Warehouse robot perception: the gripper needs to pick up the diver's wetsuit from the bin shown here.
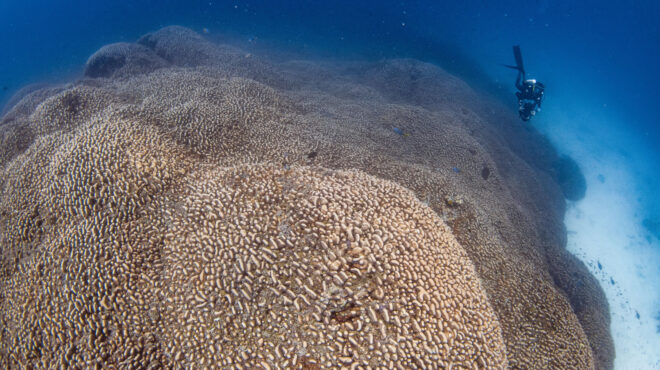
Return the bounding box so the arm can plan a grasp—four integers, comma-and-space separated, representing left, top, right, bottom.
515, 71, 544, 121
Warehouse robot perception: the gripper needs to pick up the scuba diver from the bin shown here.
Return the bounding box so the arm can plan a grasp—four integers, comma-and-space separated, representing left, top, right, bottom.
505, 45, 545, 121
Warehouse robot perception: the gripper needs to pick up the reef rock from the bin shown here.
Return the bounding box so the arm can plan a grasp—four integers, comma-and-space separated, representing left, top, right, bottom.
556, 155, 588, 201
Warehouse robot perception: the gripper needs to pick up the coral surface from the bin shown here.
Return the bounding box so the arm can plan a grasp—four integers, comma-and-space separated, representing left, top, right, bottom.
0, 26, 612, 368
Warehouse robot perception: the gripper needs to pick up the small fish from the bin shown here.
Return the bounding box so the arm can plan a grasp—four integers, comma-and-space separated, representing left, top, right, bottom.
610, 277, 615, 285
393, 127, 404, 136
597, 261, 602, 270
452, 167, 460, 173
635, 311, 640, 320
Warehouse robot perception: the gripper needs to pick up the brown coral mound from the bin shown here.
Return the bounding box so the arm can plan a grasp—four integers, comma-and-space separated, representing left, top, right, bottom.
0, 113, 506, 367
84, 42, 169, 79
1, 26, 613, 368
162, 164, 507, 368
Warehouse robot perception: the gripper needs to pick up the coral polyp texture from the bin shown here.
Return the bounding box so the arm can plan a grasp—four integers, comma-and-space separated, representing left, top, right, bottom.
0, 26, 612, 369
164, 165, 506, 368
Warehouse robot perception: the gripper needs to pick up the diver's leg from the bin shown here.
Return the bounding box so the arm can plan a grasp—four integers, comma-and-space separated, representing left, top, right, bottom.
515, 71, 523, 91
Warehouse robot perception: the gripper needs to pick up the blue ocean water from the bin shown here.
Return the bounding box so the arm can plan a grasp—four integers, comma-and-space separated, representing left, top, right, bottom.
1, 0, 658, 367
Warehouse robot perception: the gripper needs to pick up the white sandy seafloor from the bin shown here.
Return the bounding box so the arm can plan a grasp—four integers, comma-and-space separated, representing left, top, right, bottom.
537, 107, 660, 369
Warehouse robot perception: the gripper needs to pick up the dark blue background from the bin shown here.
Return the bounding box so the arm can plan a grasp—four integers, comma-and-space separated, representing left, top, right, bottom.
1, 0, 658, 218
1, 1, 658, 122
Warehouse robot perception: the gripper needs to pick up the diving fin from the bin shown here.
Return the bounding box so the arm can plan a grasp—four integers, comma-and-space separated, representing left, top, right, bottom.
512, 45, 525, 75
